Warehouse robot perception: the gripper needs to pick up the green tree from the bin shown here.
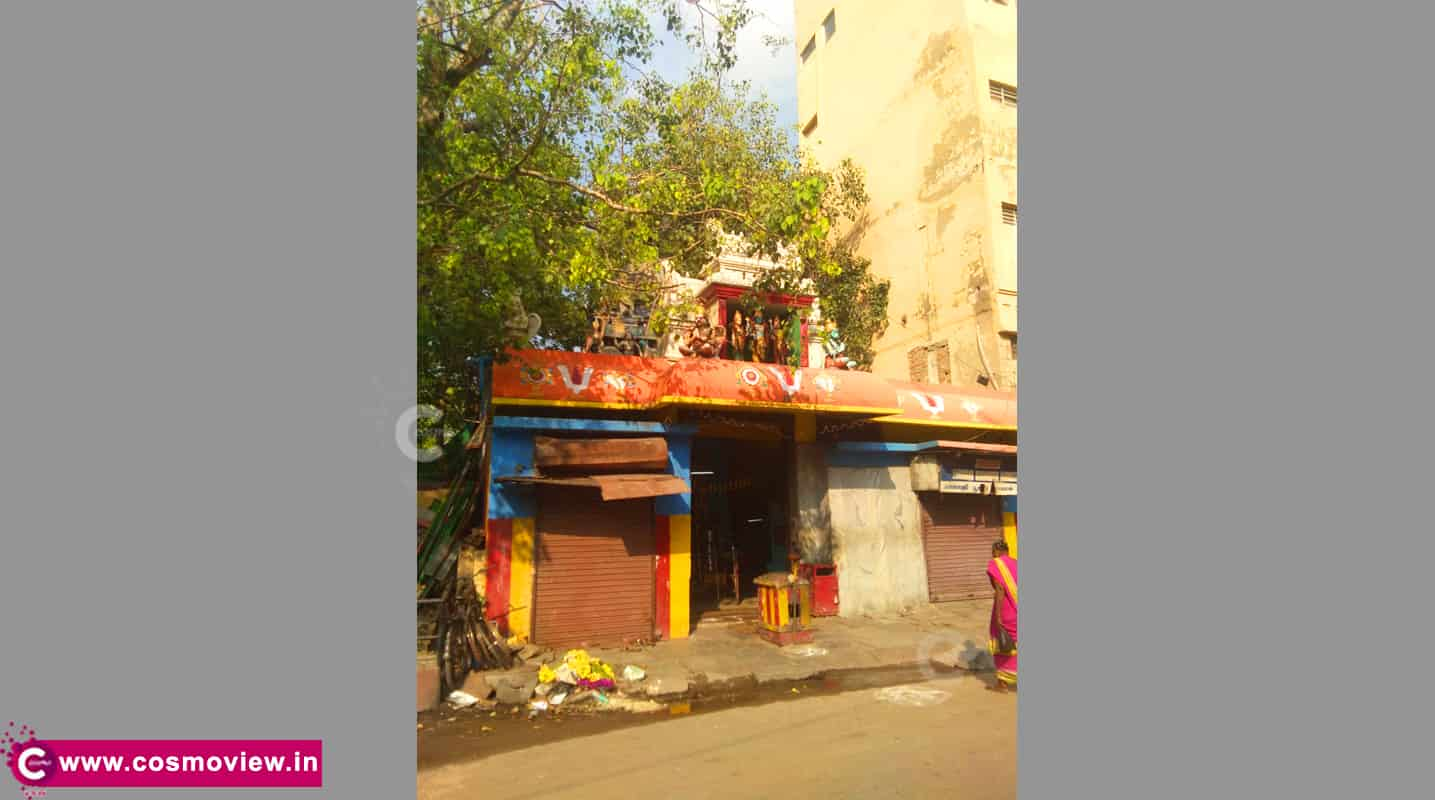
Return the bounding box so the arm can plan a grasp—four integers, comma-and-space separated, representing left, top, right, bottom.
417, 0, 889, 421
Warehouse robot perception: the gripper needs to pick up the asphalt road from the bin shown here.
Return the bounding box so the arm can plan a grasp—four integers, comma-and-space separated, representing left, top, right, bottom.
417, 674, 1016, 800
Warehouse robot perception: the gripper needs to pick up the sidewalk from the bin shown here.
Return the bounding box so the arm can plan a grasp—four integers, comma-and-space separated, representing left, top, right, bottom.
583, 600, 996, 697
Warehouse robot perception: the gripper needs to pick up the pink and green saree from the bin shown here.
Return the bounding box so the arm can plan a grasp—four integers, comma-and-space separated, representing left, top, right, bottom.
987, 555, 1018, 686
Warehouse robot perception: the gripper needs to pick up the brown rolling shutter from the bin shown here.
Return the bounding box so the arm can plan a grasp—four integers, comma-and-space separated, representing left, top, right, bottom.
532, 486, 655, 647
920, 493, 1003, 602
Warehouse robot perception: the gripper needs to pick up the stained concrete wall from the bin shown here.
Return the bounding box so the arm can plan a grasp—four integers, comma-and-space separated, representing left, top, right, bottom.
789, 442, 832, 563
826, 464, 929, 617
793, 0, 1017, 389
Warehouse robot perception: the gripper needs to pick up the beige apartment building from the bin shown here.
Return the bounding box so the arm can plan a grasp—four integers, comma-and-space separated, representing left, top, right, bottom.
794, 0, 1017, 389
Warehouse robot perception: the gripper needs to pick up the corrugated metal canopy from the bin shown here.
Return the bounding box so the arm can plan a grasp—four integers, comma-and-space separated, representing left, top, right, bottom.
495, 473, 690, 501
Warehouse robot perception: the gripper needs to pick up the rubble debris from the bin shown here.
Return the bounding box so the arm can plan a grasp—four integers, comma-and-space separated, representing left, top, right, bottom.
489, 671, 539, 705
602, 696, 664, 713
446, 691, 481, 708
460, 673, 496, 699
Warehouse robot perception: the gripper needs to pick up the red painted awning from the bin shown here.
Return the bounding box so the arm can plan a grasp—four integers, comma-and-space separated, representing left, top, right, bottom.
492, 349, 900, 416
882, 381, 1018, 431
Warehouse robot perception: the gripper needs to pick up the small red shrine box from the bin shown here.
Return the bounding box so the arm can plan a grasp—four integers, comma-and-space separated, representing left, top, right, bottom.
800, 563, 839, 616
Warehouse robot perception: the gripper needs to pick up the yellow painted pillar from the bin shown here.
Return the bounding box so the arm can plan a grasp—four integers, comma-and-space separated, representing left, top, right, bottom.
668, 514, 691, 639
1002, 514, 1018, 559
508, 518, 535, 642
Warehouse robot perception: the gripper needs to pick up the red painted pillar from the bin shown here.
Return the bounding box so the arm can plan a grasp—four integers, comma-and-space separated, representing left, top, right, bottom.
717, 299, 728, 359
484, 518, 514, 634
655, 515, 671, 639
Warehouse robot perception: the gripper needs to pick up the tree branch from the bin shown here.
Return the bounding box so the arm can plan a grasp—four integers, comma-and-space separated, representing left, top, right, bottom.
513, 168, 763, 229
506, 39, 579, 179
421, 167, 763, 236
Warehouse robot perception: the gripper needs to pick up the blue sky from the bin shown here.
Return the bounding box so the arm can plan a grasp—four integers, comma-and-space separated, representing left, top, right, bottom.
641, 1, 800, 147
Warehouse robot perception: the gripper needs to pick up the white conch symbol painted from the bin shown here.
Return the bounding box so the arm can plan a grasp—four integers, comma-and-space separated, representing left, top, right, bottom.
814, 374, 836, 394
911, 391, 944, 418
961, 400, 982, 419
557, 365, 593, 393
767, 367, 802, 396
603, 373, 628, 392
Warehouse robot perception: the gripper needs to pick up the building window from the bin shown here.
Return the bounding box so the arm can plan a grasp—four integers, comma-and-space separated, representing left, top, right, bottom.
908, 341, 951, 383
802, 114, 818, 137
1002, 333, 1017, 361
989, 80, 1017, 107
1001, 202, 1017, 225
907, 347, 926, 382
801, 35, 816, 62
932, 340, 952, 383
823, 11, 836, 40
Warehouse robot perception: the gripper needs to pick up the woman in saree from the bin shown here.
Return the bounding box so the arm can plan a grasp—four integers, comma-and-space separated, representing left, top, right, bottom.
987, 539, 1018, 691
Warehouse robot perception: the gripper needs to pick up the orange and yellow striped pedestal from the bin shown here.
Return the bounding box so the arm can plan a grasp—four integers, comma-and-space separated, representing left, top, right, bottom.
754, 574, 813, 646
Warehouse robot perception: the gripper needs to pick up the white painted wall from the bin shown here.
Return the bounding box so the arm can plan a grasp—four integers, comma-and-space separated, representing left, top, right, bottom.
826, 464, 930, 616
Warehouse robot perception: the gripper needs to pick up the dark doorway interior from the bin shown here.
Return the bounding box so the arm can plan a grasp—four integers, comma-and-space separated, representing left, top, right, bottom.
689, 436, 790, 629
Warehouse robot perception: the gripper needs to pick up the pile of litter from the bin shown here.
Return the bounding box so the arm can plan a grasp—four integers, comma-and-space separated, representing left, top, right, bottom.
440, 648, 660, 719
537, 649, 619, 691
526, 650, 650, 718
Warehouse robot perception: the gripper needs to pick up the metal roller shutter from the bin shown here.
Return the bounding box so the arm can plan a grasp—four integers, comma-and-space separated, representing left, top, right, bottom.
920, 493, 1003, 602
533, 486, 655, 647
